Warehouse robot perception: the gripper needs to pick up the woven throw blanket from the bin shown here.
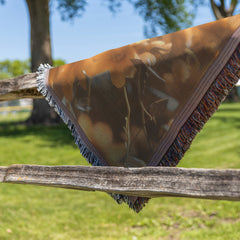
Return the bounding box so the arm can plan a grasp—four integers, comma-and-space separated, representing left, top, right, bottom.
37, 14, 240, 212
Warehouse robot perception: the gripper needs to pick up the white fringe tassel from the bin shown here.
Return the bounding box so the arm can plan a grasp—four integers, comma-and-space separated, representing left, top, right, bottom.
36, 64, 145, 212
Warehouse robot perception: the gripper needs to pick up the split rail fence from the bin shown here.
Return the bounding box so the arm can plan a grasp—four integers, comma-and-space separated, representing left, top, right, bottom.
0, 74, 240, 201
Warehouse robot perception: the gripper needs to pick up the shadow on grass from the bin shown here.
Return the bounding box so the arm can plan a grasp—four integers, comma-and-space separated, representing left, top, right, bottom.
1, 102, 240, 149
0, 121, 75, 147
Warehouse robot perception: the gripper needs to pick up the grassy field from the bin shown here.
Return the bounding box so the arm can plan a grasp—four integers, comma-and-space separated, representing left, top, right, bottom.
0, 103, 240, 240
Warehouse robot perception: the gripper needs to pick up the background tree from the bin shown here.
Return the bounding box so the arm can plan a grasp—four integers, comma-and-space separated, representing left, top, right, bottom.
210, 0, 238, 19
106, 0, 205, 36
25, 0, 73, 124
25, 0, 205, 124
1, 0, 239, 123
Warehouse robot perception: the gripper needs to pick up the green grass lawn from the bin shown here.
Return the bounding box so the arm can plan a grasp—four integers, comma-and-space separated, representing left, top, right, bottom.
0, 103, 240, 240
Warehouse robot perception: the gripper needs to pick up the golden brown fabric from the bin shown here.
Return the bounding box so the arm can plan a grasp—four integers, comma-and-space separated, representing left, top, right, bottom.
37, 14, 240, 211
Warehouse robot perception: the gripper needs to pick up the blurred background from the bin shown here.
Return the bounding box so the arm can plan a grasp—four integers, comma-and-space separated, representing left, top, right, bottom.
0, 1, 240, 239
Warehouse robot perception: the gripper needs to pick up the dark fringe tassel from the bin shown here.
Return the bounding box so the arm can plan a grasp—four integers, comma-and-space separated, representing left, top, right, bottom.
110, 193, 149, 213
37, 44, 240, 213
120, 45, 240, 212
36, 64, 146, 212
159, 44, 240, 167
129, 44, 240, 212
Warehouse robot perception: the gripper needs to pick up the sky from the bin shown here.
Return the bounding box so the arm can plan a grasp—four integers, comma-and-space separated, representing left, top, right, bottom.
0, 1, 217, 64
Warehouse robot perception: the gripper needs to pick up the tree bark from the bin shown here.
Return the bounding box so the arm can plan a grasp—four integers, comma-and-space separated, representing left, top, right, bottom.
210, 0, 238, 19
25, 0, 60, 124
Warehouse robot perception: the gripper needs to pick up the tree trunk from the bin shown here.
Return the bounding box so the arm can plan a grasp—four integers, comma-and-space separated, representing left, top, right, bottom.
26, 0, 60, 124
210, 0, 238, 19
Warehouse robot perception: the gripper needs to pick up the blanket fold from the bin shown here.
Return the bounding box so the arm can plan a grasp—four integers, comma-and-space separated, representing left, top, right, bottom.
37, 14, 240, 212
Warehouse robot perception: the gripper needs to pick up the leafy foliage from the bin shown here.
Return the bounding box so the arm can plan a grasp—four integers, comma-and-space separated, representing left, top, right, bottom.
56, 0, 88, 20
131, 0, 204, 36
0, 60, 30, 79
55, 0, 206, 36
60, 0, 240, 36
103, 0, 122, 12
53, 59, 66, 67
0, 59, 65, 80
106, 0, 205, 36
2, 0, 240, 37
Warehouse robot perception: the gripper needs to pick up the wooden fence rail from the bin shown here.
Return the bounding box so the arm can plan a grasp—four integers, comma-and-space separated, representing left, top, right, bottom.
0, 73, 240, 201
1, 164, 240, 200
0, 73, 42, 101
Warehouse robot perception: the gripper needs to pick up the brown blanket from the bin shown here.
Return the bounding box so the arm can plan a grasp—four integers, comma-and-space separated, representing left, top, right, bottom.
37, 14, 240, 212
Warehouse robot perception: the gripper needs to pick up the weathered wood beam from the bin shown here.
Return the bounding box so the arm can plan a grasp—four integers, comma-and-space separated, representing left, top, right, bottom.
1, 164, 240, 200
0, 73, 43, 101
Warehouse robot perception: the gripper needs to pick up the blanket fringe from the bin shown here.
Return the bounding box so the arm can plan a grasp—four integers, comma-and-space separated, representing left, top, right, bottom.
160, 44, 240, 167
36, 64, 146, 212
36, 44, 240, 213
120, 45, 240, 212
37, 64, 103, 166
127, 43, 240, 212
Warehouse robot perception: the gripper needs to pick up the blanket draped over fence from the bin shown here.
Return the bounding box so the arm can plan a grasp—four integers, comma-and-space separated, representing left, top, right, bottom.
37, 14, 240, 212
